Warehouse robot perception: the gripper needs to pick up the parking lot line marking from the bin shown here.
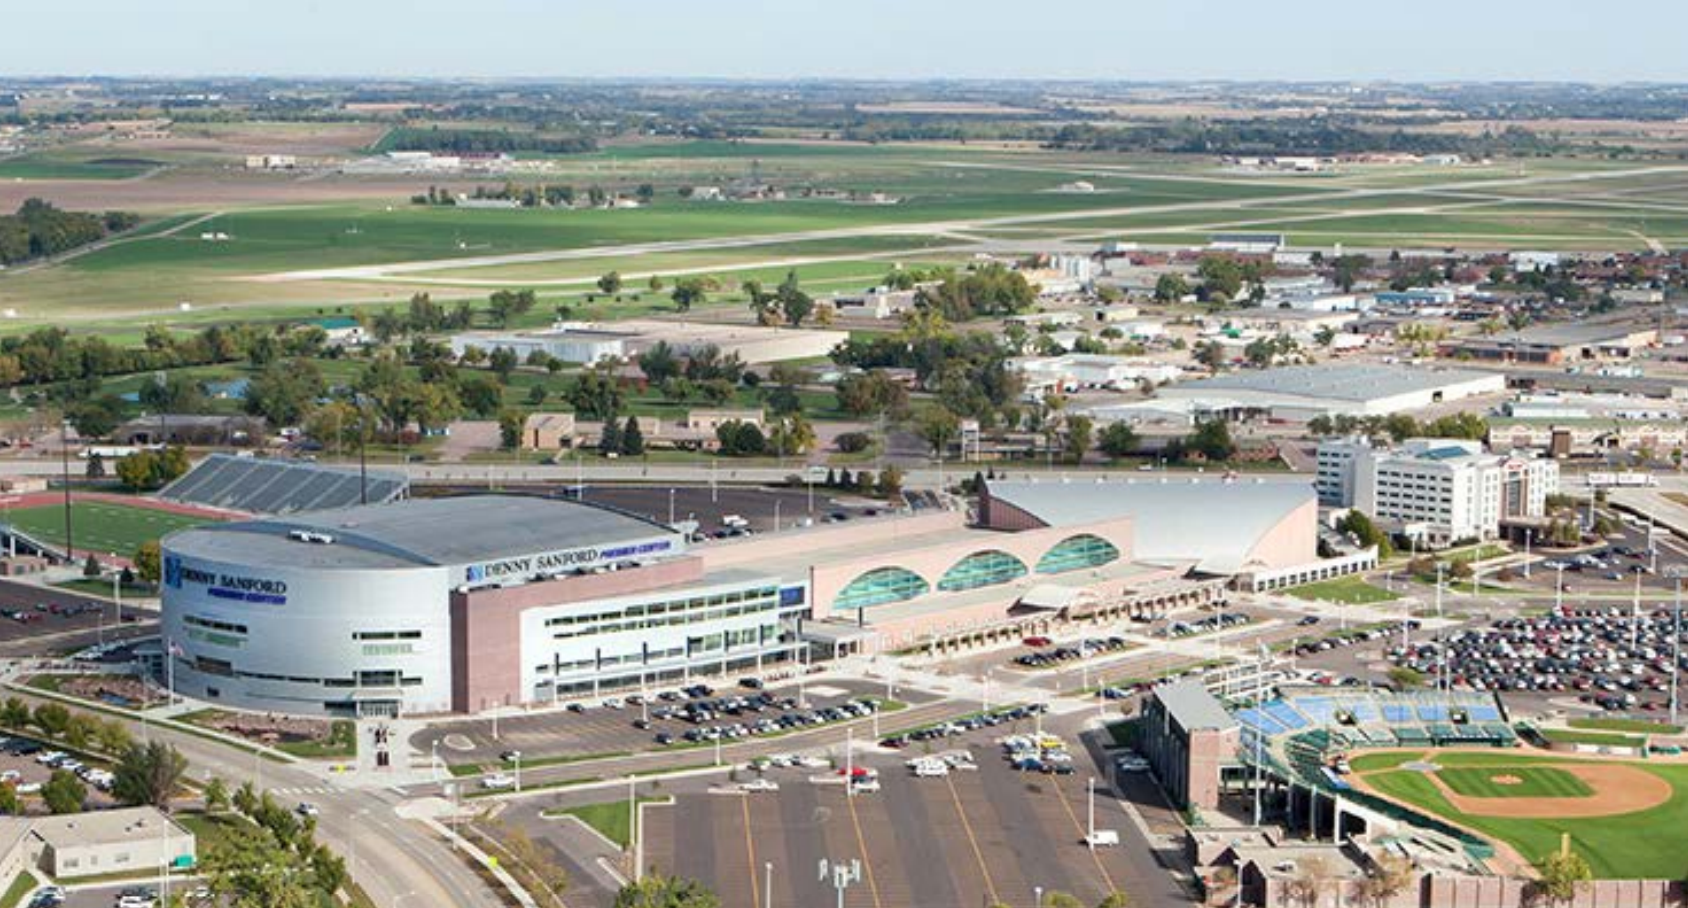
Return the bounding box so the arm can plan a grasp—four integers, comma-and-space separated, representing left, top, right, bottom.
943, 774, 999, 907
1049, 779, 1119, 896
740, 795, 761, 908
844, 790, 885, 908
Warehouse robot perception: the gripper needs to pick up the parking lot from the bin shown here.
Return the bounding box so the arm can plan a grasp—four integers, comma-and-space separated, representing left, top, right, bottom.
430, 483, 894, 536
412, 677, 934, 766
0, 580, 144, 653
0, 733, 120, 812
633, 724, 1189, 908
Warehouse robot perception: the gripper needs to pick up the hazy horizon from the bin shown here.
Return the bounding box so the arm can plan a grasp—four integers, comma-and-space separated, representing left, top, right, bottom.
3, 0, 1685, 84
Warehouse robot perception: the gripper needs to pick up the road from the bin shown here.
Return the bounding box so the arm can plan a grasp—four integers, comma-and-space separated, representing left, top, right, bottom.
7, 689, 501, 908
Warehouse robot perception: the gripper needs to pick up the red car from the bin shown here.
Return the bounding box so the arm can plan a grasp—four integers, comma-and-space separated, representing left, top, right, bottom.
1023, 636, 1052, 648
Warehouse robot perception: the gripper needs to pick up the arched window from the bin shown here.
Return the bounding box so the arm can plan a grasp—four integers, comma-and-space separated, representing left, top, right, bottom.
834, 567, 929, 610
938, 551, 1029, 592
1035, 534, 1120, 574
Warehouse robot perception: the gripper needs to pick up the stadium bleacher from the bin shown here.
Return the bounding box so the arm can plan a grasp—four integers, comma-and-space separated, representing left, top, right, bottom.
161, 454, 408, 516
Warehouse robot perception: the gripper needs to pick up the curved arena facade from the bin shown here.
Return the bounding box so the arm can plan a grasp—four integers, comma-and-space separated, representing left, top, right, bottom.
160, 495, 798, 717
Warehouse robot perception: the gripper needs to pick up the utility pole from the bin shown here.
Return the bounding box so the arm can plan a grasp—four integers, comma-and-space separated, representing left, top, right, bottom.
60, 418, 73, 562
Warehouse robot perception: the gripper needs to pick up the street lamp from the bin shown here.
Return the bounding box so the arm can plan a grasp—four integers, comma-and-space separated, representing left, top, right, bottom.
819, 858, 862, 908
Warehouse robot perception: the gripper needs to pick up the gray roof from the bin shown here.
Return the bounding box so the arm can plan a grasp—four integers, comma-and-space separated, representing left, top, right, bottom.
1482, 322, 1652, 348
1156, 680, 1237, 733
985, 477, 1314, 574
1163, 364, 1499, 403
166, 495, 678, 571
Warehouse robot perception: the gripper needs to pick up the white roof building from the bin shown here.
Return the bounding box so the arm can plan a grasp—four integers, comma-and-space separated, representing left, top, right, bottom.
1156, 364, 1505, 422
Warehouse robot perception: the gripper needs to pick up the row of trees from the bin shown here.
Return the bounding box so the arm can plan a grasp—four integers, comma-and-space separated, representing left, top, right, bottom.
0, 198, 140, 267
1305, 411, 1488, 443
0, 697, 185, 814
201, 779, 349, 908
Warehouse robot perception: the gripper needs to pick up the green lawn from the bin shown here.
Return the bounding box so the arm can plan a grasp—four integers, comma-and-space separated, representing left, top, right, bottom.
1568, 717, 1683, 735
1, 501, 213, 556
1286, 576, 1401, 605
1349, 751, 1424, 773
1365, 759, 1688, 878
541, 797, 667, 849
0, 871, 37, 908
1436, 765, 1593, 799
273, 720, 358, 760
1538, 728, 1648, 749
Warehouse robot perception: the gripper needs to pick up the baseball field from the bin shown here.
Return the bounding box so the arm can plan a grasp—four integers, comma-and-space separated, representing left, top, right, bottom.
1352, 749, 1688, 879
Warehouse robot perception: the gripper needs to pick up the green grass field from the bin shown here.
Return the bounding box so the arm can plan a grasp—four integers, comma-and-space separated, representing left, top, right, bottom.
1568, 717, 1683, 735
541, 797, 667, 848
1363, 756, 1688, 878
1538, 728, 1648, 749
1, 501, 213, 556
1435, 766, 1593, 799
1286, 576, 1401, 605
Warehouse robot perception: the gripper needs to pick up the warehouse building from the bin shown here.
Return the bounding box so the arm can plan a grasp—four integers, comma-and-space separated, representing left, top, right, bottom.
1155, 364, 1505, 422
1441, 323, 1658, 365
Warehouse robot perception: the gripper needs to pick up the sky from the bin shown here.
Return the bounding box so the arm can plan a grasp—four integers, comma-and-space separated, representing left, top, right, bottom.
2, 0, 1685, 83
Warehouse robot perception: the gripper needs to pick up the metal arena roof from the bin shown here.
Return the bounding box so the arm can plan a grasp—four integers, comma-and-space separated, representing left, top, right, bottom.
1165, 364, 1499, 404
165, 495, 679, 571
985, 477, 1314, 574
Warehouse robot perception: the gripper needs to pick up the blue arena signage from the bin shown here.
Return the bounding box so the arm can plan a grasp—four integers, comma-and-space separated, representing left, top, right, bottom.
165, 556, 288, 605
465, 538, 674, 583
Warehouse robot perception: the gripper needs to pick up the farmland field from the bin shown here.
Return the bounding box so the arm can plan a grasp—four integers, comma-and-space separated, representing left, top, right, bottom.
3, 141, 1687, 330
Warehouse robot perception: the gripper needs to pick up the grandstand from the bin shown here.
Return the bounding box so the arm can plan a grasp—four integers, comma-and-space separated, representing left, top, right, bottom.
1226, 687, 1513, 867
1237, 687, 1514, 762
161, 454, 408, 516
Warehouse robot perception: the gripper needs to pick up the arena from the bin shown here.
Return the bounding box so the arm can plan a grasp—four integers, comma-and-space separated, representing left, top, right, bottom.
160, 477, 1329, 718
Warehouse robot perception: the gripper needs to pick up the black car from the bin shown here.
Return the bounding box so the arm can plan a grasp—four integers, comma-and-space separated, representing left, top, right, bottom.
654, 733, 674, 746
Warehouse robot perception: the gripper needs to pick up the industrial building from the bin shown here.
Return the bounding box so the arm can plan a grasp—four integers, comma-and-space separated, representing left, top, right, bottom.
1488, 393, 1688, 457
1316, 438, 1558, 545
1139, 680, 1240, 811
1442, 323, 1658, 365
451, 319, 847, 366
1155, 364, 1506, 422
1010, 355, 1183, 394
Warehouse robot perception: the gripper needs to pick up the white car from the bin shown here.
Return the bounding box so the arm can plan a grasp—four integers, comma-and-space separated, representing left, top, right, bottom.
481, 773, 517, 790
911, 759, 949, 778
740, 778, 780, 792
1083, 830, 1120, 847
850, 778, 881, 794
295, 802, 319, 817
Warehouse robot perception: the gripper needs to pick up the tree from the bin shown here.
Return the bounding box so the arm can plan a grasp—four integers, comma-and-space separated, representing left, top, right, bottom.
488, 347, 520, 381
597, 271, 623, 295
1193, 340, 1226, 373
42, 769, 86, 814
1197, 256, 1244, 301
82, 553, 101, 578
204, 777, 231, 814
835, 432, 872, 454
0, 698, 28, 729
598, 419, 623, 457
671, 278, 708, 312
1097, 422, 1140, 460
775, 270, 814, 326
1335, 510, 1394, 559
915, 407, 962, 458
836, 371, 909, 418
244, 359, 325, 427
715, 421, 766, 457
1063, 415, 1094, 464
32, 703, 70, 738
1153, 273, 1190, 302
877, 464, 905, 499
621, 416, 645, 456
1096, 893, 1132, 908
487, 289, 537, 327
201, 820, 325, 908
636, 342, 682, 385
114, 740, 188, 810
1041, 893, 1083, 908
766, 415, 816, 458
1189, 419, 1236, 461
613, 873, 720, 908
567, 364, 625, 422
1533, 848, 1592, 906
0, 782, 18, 816
84, 452, 105, 480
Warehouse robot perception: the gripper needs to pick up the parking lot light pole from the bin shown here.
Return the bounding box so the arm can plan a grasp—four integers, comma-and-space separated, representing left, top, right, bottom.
763, 861, 772, 908
1086, 777, 1097, 848
1674, 575, 1683, 728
